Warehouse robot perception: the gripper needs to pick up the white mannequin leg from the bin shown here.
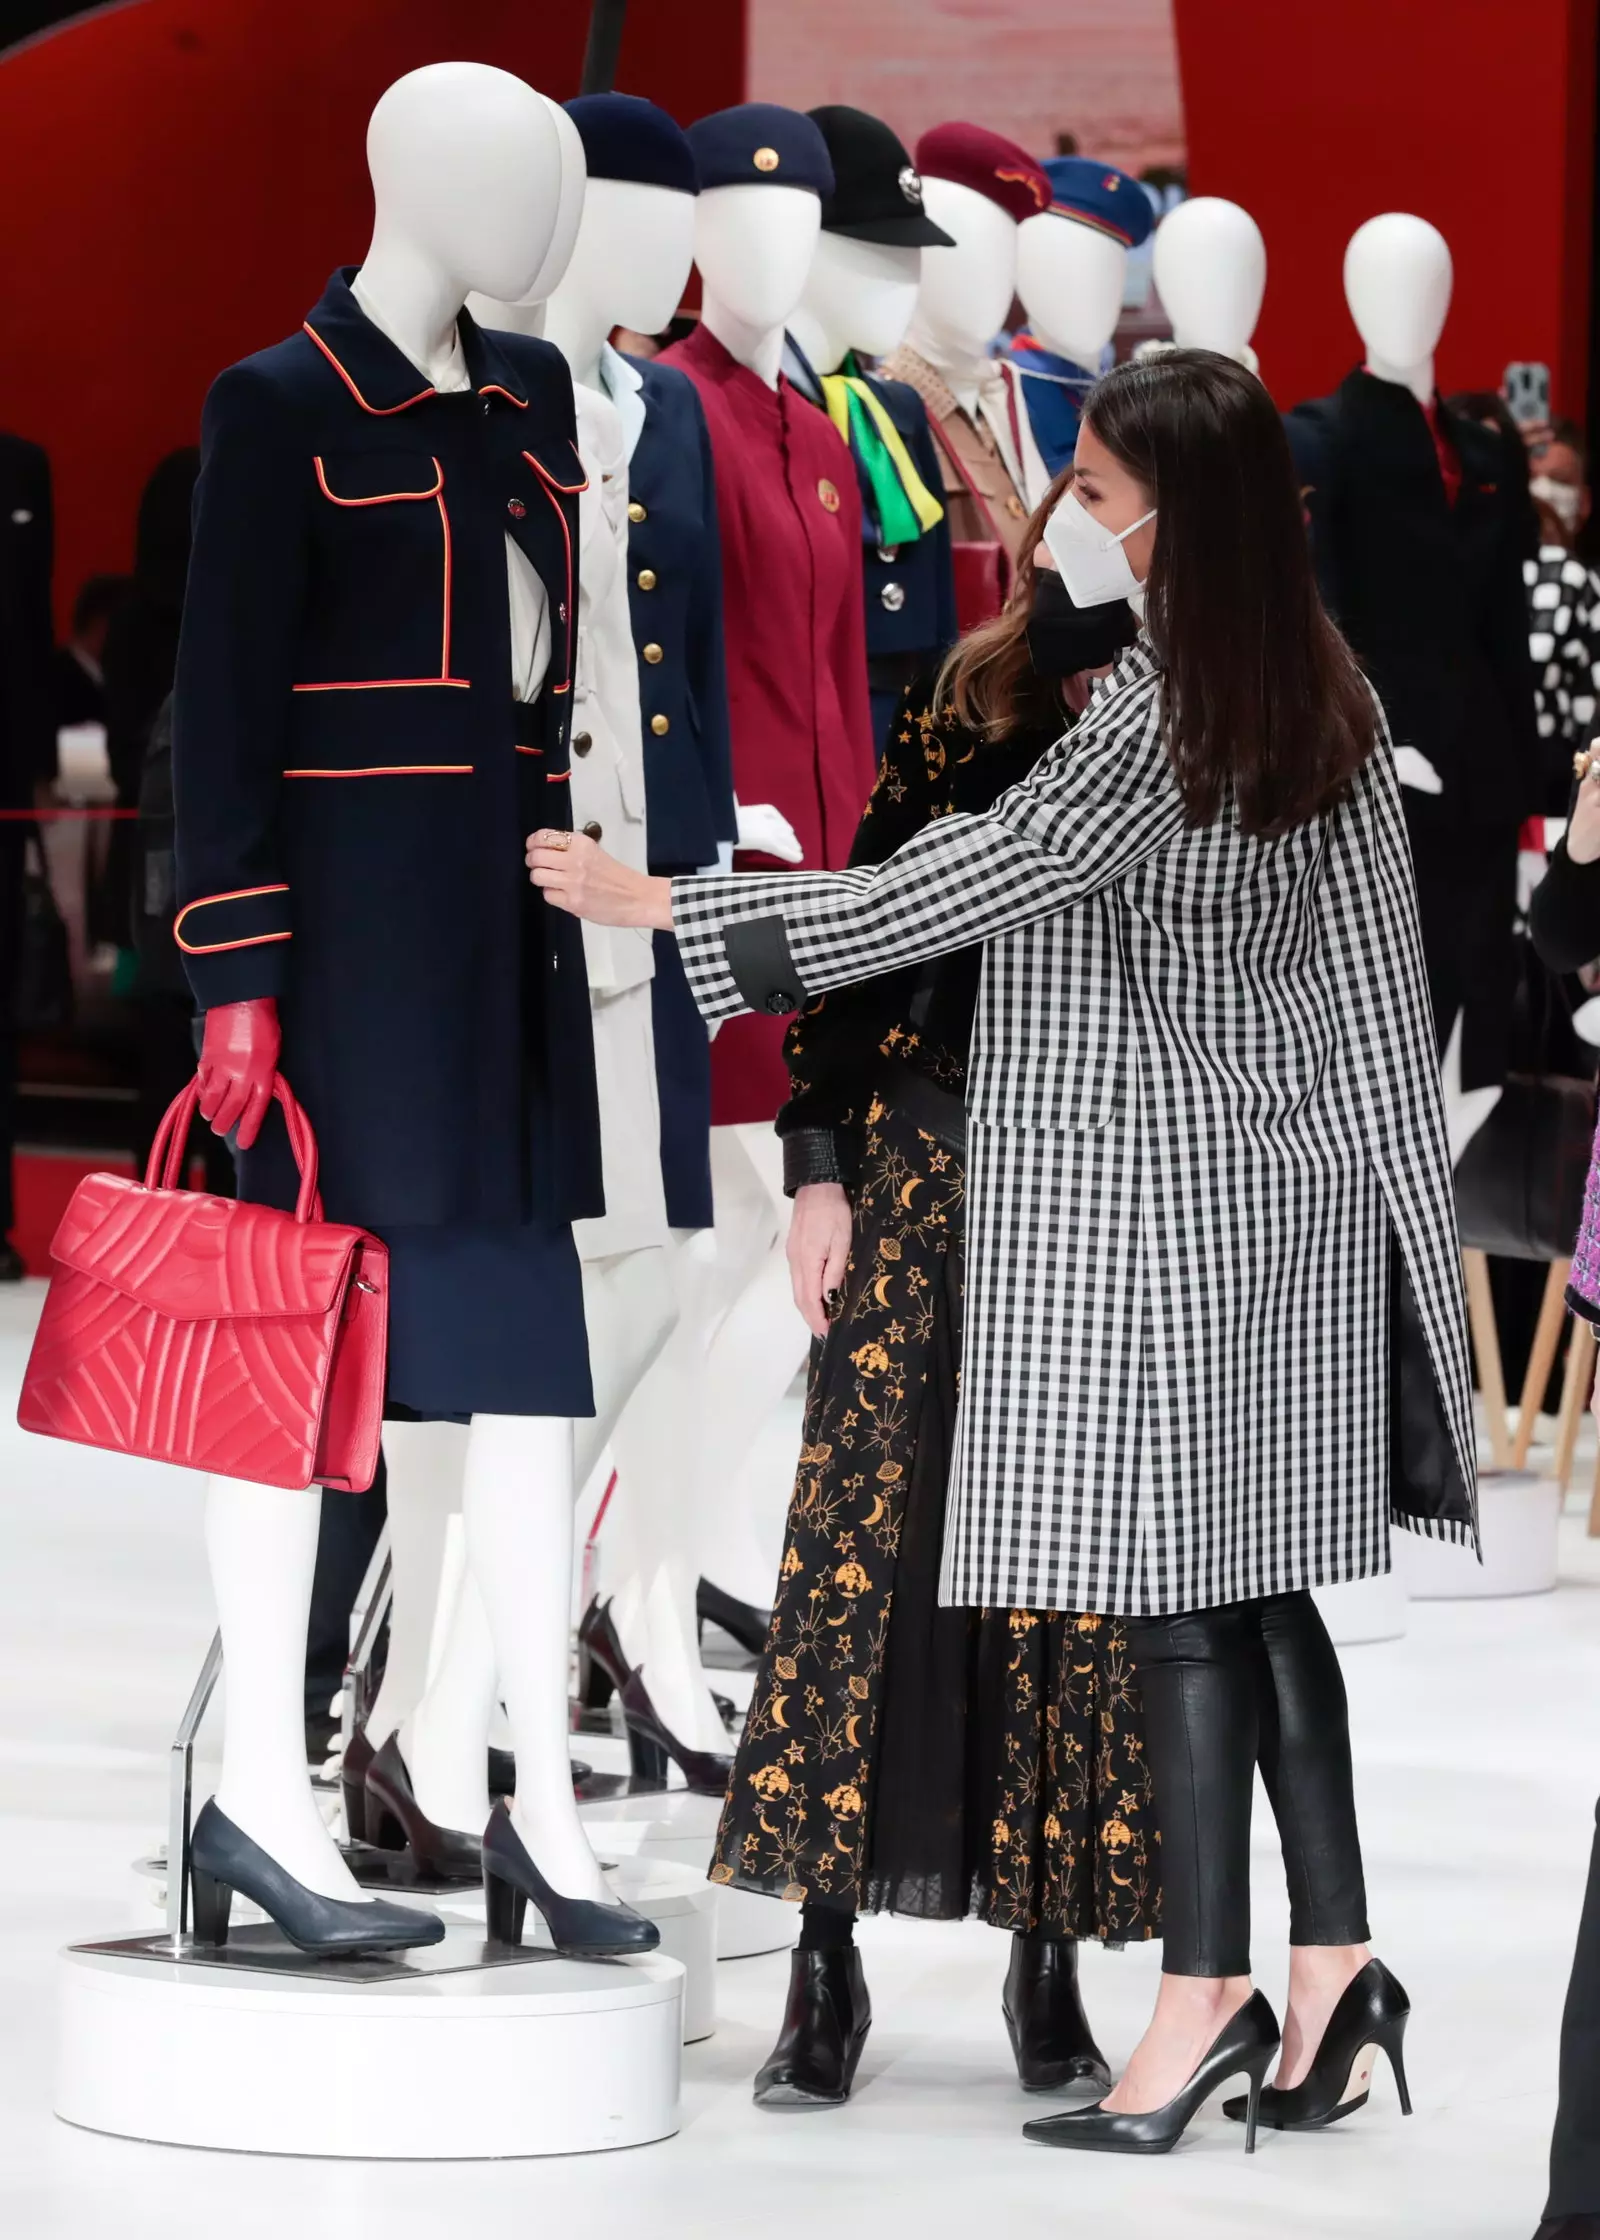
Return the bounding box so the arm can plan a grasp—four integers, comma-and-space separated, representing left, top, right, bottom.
401, 1530, 497, 1833
572, 1245, 678, 1485
208, 1475, 364, 1900
464, 1412, 610, 1902
362, 1419, 467, 1749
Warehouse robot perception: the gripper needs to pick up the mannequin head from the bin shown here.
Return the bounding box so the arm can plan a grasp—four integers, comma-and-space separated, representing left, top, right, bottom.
1151, 198, 1265, 363
540, 96, 699, 385
1344, 213, 1452, 396
912, 180, 1019, 362
1017, 219, 1125, 370
791, 233, 920, 372
695, 184, 821, 337
464, 98, 587, 342
365, 64, 563, 306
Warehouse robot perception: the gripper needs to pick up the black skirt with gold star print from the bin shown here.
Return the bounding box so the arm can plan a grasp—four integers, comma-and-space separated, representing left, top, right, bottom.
711, 1079, 1160, 1942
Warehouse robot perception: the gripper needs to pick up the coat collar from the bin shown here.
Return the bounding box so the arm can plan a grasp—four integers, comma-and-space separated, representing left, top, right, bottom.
301, 268, 531, 415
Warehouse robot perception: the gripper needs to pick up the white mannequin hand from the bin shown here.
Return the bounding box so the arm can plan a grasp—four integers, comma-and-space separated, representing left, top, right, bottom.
735, 800, 804, 864
788, 1182, 852, 1339
1393, 746, 1443, 796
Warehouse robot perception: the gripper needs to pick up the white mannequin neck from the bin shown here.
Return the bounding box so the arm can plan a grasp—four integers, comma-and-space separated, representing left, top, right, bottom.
544, 178, 696, 395
352, 235, 465, 384
789, 232, 920, 375
695, 183, 822, 392
541, 292, 608, 392
905, 180, 1018, 382
1344, 213, 1452, 411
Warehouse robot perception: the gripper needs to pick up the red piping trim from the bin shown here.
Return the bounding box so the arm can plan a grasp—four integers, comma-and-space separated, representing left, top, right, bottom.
478, 382, 529, 408
174, 883, 292, 957
175, 929, 294, 958
515, 744, 542, 757
524, 453, 578, 685
284, 765, 473, 778
303, 322, 435, 415
546, 771, 570, 783
524, 445, 589, 497
436, 484, 453, 677
292, 678, 471, 692
314, 455, 442, 504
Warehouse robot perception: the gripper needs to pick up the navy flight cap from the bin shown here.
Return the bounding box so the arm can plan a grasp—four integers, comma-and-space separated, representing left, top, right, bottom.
1041, 156, 1154, 250
564, 93, 699, 196
688, 103, 834, 198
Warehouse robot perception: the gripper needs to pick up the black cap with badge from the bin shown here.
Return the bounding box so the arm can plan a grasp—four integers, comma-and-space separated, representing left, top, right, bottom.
807, 105, 955, 248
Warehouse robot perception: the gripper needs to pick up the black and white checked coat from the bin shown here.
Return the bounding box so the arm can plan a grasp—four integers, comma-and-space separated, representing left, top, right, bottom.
672, 642, 1479, 1616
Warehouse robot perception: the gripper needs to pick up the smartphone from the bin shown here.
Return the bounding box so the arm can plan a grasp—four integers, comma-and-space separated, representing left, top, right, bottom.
1505, 360, 1552, 426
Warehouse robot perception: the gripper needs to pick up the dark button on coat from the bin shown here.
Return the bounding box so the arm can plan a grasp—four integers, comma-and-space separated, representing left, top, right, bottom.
172, 270, 601, 1232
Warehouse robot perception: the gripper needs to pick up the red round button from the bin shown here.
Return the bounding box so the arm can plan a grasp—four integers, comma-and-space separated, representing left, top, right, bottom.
507, 498, 527, 519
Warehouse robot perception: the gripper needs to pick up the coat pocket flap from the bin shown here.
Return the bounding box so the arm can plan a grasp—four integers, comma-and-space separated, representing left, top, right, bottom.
521, 437, 589, 496
314, 452, 443, 505
50, 1173, 357, 1321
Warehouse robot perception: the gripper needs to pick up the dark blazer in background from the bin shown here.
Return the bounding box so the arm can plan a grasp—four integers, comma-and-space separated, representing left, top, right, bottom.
0, 432, 55, 1245
1287, 371, 1541, 1087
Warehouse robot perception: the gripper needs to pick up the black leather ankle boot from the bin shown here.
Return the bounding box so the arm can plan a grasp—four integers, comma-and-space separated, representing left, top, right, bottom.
753, 1945, 873, 2108
1003, 1931, 1111, 2094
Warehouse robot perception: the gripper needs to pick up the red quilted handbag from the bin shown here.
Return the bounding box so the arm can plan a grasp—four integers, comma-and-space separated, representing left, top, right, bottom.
17, 1076, 387, 1492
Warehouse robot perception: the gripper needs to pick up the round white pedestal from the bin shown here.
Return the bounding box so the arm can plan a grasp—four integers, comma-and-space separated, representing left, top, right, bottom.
56, 1935, 683, 2158
437, 1857, 718, 2043
1313, 1571, 1409, 1646
1397, 1470, 1562, 1600
579, 1787, 797, 1960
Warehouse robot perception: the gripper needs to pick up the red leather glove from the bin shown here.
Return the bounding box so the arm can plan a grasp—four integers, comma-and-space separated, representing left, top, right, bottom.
198, 998, 281, 1151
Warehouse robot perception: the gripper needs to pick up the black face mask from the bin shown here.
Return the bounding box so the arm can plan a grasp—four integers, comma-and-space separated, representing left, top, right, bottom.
1024, 569, 1139, 679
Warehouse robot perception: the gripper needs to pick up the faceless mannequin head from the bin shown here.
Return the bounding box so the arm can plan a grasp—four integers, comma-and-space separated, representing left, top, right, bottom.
695, 183, 821, 337
1017, 216, 1126, 370
790, 233, 920, 373
1344, 214, 1453, 397
366, 64, 563, 307
465, 97, 588, 343
1151, 198, 1265, 364
910, 180, 1018, 365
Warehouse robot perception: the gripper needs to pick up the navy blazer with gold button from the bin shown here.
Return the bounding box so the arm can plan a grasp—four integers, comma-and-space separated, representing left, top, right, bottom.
172, 269, 602, 1232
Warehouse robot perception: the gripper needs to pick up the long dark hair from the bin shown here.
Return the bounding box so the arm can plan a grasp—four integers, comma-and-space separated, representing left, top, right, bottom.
1088, 350, 1376, 835
938, 467, 1077, 742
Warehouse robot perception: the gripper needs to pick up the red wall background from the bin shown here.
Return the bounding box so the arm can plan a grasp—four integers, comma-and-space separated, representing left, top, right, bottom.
0, 0, 744, 627
1172, 0, 1597, 413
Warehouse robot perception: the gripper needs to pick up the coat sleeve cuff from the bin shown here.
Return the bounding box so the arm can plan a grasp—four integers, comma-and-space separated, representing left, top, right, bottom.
781, 1126, 856, 1197
670, 878, 810, 1023
174, 883, 293, 1009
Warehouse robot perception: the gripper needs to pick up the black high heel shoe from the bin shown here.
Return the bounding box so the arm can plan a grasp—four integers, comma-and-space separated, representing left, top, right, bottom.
1024, 1990, 1281, 2156
1004, 1932, 1111, 2094
363, 1734, 482, 1884
189, 1799, 446, 1956
579, 1598, 733, 1796
697, 1578, 773, 1659
1222, 1958, 1412, 2132
480, 1799, 660, 1958
754, 1946, 873, 2107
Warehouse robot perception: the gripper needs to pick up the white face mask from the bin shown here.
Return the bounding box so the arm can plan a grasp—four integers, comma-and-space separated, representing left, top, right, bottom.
1042, 488, 1157, 611
1531, 473, 1584, 536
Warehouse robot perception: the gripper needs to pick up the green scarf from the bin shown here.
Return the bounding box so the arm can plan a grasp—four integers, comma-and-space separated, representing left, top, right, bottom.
819, 352, 944, 547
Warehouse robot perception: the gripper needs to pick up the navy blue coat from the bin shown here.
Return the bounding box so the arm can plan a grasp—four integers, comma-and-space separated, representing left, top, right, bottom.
623, 356, 737, 873
172, 270, 602, 1233
855, 371, 959, 687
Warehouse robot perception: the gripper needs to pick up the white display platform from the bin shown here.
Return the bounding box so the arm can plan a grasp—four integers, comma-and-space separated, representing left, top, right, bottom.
1313, 1570, 1409, 1645
579, 1786, 798, 1960
436, 1856, 718, 2043
56, 1931, 683, 2159
1397, 1468, 1563, 1600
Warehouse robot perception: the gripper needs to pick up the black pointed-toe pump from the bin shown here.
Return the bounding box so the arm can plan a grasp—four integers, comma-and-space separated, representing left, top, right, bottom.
579, 1597, 733, 1795
362, 1733, 483, 1884
479, 1799, 660, 1959
1222, 1958, 1412, 2132
1024, 1990, 1281, 2156
1004, 1931, 1111, 2094
754, 1946, 873, 2108
189, 1799, 446, 1956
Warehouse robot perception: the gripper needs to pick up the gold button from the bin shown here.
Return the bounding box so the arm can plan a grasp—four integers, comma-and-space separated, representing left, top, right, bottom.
754, 146, 780, 172
818, 477, 841, 513
628, 501, 647, 524
637, 567, 657, 591
573, 731, 592, 757
651, 713, 670, 736
643, 642, 664, 665
582, 820, 603, 842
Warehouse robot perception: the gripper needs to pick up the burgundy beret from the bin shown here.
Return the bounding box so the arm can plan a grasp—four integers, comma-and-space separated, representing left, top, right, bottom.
915, 122, 1052, 225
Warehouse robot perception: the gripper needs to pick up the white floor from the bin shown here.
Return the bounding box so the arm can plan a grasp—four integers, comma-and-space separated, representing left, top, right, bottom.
1, 1277, 1594, 2240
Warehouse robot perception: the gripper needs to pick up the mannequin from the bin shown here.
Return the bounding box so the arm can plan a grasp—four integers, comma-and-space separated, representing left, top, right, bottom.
1150, 196, 1266, 369
647, 103, 876, 1635
785, 105, 958, 747
880, 124, 1054, 621
1286, 212, 1540, 1135
1010, 157, 1153, 477
171, 63, 653, 1953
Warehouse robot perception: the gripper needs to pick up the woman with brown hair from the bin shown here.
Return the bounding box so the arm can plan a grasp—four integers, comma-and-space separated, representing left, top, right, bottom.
703, 520, 1157, 2109
530, 352, 1477, 2154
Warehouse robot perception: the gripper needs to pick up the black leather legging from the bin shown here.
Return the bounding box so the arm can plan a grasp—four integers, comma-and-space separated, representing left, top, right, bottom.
1124, 1589, 1370, 1978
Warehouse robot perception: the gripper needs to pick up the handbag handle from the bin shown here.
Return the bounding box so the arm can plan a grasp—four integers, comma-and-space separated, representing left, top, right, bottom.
145, 1074, 324, 1224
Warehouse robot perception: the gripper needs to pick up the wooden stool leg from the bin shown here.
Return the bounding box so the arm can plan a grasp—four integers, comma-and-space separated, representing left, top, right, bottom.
1464, 1248, 1513, 1471
1515, 1259, 1573, 1469
1589, 1432, 1600, 1538
1554, 1319, 1597, 1493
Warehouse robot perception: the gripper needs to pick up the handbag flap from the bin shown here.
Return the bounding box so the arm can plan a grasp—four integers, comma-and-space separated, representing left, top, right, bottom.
49, 1172, 359, 1322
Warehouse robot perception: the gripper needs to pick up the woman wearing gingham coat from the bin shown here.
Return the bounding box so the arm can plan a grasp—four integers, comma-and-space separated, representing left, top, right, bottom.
531, 354, 1474, 2147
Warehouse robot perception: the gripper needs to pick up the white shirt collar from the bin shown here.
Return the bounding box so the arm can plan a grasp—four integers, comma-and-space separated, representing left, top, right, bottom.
599, 341, 647, 463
